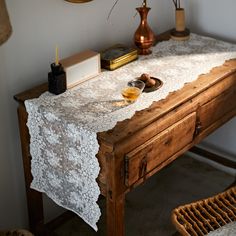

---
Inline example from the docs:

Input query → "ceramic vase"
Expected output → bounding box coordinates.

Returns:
[170,8,190,41]
[175,8,186,32]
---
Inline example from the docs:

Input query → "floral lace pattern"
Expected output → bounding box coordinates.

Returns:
[25,34,236,231]
[207,222,236,236]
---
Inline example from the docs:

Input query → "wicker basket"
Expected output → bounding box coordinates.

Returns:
[171,186,236,236]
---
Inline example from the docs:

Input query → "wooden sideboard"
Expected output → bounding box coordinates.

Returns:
[14,33,236,235]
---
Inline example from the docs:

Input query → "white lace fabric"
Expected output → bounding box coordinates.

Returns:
[207,222,236,236]
[25,34,236,231]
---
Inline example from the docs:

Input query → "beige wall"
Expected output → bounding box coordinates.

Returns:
[185,0,236,157]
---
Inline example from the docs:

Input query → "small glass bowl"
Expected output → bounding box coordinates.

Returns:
[121,80,145,103]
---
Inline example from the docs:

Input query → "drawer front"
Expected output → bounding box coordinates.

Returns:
[125,112,196,186]
[199,86,236,130]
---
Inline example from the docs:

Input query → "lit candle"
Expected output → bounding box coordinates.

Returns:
[55,46,59,65]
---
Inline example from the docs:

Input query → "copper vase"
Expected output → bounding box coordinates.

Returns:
[134,6,155,55]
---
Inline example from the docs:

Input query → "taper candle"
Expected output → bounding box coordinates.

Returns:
[55,46,59,65]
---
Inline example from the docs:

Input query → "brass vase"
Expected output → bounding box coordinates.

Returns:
[134,6,155,55]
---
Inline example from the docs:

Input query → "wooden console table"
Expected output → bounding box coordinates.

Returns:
[14,34,236,236]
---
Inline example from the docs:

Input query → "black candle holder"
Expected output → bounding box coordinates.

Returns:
[48,63,66,95]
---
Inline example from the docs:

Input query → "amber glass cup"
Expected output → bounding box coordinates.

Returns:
[121,80,145,104]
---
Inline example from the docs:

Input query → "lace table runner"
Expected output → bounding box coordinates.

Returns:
[25,34,236,231]
[207,222,236,236]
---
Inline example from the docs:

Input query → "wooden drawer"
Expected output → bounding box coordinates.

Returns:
[199,86,236,131]
[124,112,197,186]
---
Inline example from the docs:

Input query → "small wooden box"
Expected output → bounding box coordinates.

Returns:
[60,50,101,89]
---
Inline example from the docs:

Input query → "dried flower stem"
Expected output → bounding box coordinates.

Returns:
[107,0,146,20]
[107,0,120,20]
[172,0,181,9]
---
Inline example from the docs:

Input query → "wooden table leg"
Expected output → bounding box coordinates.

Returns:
[17,105,44,235]
[106,193,125,236]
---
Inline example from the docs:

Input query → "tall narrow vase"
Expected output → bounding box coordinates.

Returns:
[175,8,186,32]
[170,8,190,41]
[134,6,155,55]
